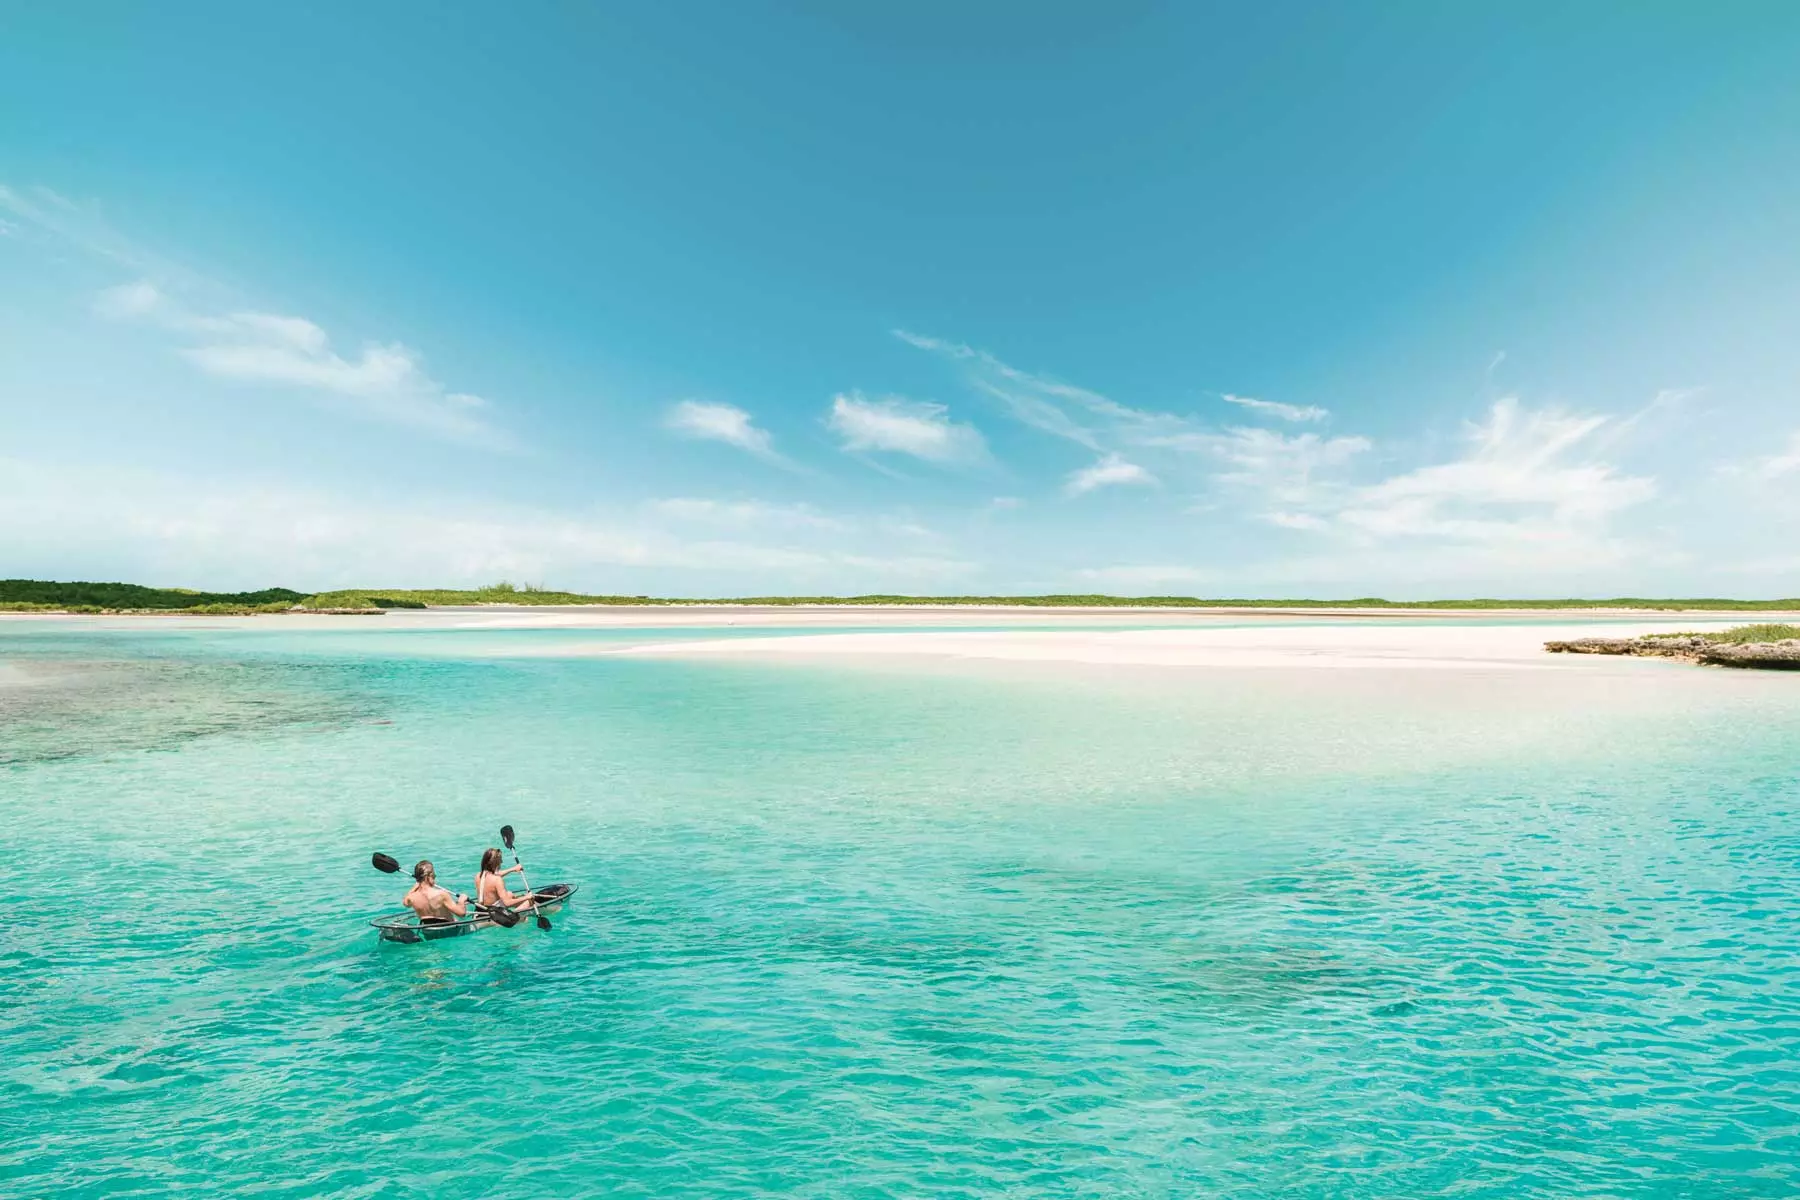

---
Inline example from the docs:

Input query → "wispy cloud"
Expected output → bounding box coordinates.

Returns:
[648,496,847,531]
[827,391,987,464]
[0,456,976,591]
[7,185,507,446]
[94,281,504,447]
[1263,511,1329,531]
[1066,454,1157,496]
[895,330,1109,449]
[898,330,1355,503]
[93,279,162,319]
[1074,564,1209,588]
[1720,428,1800,481]
[1221,394,1328,423]
[1,183,197,283]
[0,184,90,239]
[892,331,1668,574]
[1335,399,1653,542]
[664,400,783,462]
[1185,427,1373,507]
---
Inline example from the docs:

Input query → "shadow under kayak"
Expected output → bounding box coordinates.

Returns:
[370,882,578,943]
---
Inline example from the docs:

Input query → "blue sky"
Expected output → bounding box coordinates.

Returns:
[4,2,1800,596]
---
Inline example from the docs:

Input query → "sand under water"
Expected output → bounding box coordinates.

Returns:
[4,610,1798,1197]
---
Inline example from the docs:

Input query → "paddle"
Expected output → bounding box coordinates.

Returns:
[370,851,521,928]
[500,824,552,930]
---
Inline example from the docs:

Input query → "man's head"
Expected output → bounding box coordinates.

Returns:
[413,860,435,884]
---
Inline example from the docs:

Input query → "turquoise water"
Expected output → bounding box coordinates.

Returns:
[5,620,1800,1198]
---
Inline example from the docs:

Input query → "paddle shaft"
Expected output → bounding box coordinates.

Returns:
[504,834,550,929]
[511,849,545,918]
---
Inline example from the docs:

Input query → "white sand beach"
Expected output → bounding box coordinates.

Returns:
[10,605,1787,673]
[613,618,1742,671]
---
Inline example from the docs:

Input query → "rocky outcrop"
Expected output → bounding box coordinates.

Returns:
[1699,640,1800,668]
[1545,636,1800,669]
[1544,636,1698,658]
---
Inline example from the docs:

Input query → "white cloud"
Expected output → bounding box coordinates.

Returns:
[1160,399,1650,554]
[1,183,194,280]
[881,518,938,540]
[881,334,1675,584]
[1066,454,1157,496]
[0,457,974,593]
[6,186,502,446]
[93,278,504,447]
[648,497,846,531]
[27,184,77,211]
[1336,399,1654,542]
[1074,564,1208,588]
[1725,429,1800,481]
[897,331,1366,508]
[664,400,780,460]
[895,330,1114,449]
[0,184,66,228]
[827,391,986,464]
[1264,512,1328,531]
[1189,427,1372,505]
[1161,396,1676,591]
[1222,394,1328,423]
[94,280,164,319]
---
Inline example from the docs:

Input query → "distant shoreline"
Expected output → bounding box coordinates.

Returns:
[6,578,1800,619]
[10,597,1800,618]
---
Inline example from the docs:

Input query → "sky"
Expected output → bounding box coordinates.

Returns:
[4,2,1800,598]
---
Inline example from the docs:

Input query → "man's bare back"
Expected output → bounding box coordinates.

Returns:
[403,861,468,922]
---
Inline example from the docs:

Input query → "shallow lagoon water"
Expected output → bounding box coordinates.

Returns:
[4,618,1799,1197]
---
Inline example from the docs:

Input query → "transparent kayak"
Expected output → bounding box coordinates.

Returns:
[370,882,578,943]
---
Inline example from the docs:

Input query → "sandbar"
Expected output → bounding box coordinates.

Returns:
[614,619,1754,672]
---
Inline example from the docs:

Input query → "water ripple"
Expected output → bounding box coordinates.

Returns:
[5,630,1800,1196]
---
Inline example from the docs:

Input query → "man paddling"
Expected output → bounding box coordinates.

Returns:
[402,860,469,924]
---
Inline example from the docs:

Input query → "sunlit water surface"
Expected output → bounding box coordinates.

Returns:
[3,618,1799,1198]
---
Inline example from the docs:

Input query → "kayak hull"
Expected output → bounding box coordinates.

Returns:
[371,883,578,943]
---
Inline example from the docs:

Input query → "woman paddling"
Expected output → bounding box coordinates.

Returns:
[475,847,539,912]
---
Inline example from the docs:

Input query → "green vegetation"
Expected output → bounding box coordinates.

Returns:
[0,579,304,614]
[298,589,1800,611]
[1709,623,1800,642]
[6,578,1800,615]
[1647,623,1800,644]
[707,595,1800,610]
[300,582,655,609]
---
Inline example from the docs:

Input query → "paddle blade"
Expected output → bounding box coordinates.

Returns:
[536,914,552,930]
[372,853,401,874]
[500,824,516,850]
